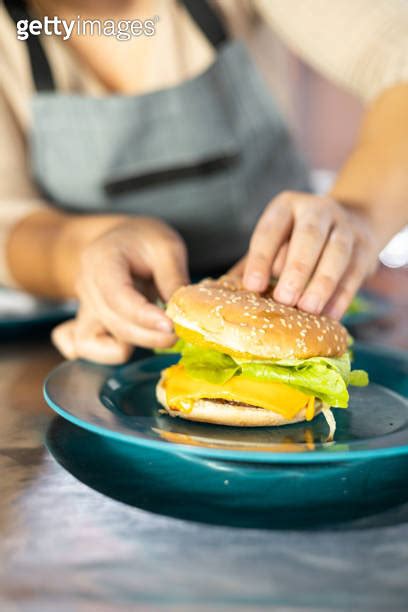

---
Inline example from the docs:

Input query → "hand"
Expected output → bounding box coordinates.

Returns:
[52,217,189,364]
[235,192,379,319]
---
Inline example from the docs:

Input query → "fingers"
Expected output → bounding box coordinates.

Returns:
[53,219,191,365]
[82,248,173,333]
[233,191,378,319]
[297,223,354,314]
[151,237,190,302]
[84,299,177,349]
[75,313,134,364]
[324,245,376,320]
[93,264,173,333]
[273,206,333,306]
[271,242,288,278]
[52,315,134,365]
[229,247,288,283]
[243,195,293,292]
[52,320,77,360]
[80,247,178,348]
[78,271,177,349]
[54,291,177,366]
[228,256,246,277]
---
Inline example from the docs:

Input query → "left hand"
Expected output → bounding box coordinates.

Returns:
[233,191,380,319]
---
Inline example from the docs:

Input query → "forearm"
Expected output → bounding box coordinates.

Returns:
[6,209,126,299]
[330,83,408,246]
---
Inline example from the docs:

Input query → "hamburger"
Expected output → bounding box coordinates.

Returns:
[156,276,368,429]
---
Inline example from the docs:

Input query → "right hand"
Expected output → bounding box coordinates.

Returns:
[52,217,189,364]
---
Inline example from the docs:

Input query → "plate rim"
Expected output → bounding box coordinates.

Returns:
[43,344,408,464]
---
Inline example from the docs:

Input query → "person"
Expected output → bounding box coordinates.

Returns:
[0,0,407,364]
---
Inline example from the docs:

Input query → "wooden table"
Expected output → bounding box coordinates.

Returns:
[0,266,407,611]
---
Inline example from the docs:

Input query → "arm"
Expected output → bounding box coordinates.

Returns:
[7,208,128,299]
[330,83,408,243]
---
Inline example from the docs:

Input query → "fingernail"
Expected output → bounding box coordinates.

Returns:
[156,319,173,333]
[275,286,296,305]
[299,293,322,313]
[245,273,265,291]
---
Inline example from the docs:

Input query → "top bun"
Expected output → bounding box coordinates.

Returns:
[166,276,349,360]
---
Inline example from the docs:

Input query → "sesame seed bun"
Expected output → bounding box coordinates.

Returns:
[166,276,348,360]
[156,378,323,427]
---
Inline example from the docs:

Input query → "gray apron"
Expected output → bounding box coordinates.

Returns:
[7,0,309,274]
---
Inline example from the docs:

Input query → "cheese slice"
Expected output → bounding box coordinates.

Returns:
[161,364,313,420]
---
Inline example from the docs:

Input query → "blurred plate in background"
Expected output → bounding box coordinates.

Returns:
[343,290,392,328]
[0,287,76,335]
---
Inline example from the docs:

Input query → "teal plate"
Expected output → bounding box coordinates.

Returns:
[43,344,408,463]
[44,344,408,527]
[0,289,76,336]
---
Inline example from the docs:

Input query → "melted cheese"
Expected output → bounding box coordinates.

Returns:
[162,364,313,419]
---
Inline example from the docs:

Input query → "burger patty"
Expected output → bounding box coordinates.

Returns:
[198,398,265,409]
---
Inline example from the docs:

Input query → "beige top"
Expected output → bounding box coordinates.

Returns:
[0,0,408,286]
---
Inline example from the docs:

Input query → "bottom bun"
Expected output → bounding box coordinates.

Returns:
[156,378,322,427]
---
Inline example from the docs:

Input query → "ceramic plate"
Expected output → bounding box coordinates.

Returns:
[0,287,76,333]
[44,344,408,463]
[44,343,408,527]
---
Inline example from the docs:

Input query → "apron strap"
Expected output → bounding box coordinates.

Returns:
[179,0,228,48]
[4,0,227,92]
[4,0,56,92]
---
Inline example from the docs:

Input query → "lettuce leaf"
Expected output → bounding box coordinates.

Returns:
[239,353,352,384]
[240,361,349,407]
[349,370,369,386]
[175,344,368,408]
[181,345,240,384]
[154,338,186,354]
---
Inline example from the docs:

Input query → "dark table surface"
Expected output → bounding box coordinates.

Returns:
[0,265,407,612]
